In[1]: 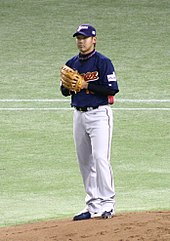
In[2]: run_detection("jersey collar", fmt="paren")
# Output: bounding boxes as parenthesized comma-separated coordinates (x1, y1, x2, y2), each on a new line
(78, 49, 96, 61)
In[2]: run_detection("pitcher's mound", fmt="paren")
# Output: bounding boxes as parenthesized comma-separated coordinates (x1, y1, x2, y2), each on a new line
(0, 211, 169, 241)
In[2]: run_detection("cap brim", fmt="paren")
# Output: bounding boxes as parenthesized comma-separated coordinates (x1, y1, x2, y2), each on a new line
(73, 31, 90, 37)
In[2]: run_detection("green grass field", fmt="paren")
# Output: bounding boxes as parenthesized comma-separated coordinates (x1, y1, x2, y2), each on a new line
(0, 0, 169, 227)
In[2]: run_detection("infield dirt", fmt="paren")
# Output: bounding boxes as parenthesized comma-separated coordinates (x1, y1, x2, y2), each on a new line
(0, 211, 169, 241)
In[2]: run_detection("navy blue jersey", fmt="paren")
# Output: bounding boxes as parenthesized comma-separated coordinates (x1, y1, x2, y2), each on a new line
(65, 50, 119, 108)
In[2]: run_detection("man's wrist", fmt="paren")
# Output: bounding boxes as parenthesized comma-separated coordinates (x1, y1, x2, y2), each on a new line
(82, 81, 89, 89)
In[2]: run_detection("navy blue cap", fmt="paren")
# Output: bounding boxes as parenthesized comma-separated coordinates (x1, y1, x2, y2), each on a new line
(73, 24, 96, 37)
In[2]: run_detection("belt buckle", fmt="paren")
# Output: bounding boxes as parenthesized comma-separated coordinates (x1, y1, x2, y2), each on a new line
(78, 107, 85, 112)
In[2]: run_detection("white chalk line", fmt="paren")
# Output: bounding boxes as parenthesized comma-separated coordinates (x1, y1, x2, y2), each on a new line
(0, 107, 169, 111)
(0, 99, 169, 111)
(0, 98, 170, 103)
(0, 99, 69, 102)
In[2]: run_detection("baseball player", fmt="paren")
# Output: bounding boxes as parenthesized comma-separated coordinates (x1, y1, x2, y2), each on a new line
(60, 24, 119, 221)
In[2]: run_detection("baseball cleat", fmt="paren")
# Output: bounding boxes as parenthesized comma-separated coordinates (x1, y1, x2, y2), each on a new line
(101, 210, 114, 219)
(73, 211, 91, 221)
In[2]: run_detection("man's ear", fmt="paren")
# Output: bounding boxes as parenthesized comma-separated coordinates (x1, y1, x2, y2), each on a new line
(93, 37, 97, 44)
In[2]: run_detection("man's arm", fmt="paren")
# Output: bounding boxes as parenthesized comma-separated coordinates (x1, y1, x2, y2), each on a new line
(87, 82, 119, 96)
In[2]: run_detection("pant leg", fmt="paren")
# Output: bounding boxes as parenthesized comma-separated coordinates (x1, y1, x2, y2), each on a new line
(85, 106, 115, 213)
(73, 110, 98, 200)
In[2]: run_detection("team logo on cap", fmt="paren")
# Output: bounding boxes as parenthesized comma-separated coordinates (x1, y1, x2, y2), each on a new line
(77, 25, 88, 31)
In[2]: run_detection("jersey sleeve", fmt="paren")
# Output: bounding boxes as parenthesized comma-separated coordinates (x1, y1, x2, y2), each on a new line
(98, 58, 119, 93)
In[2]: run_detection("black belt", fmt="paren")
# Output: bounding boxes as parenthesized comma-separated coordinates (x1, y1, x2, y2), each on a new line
(75, 106, 99, 112)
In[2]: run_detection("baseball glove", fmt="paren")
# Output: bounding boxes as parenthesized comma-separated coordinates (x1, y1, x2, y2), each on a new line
(60, 65, 84, 92)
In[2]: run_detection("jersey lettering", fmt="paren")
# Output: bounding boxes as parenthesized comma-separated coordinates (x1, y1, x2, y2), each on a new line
(81, 71, 99, 82)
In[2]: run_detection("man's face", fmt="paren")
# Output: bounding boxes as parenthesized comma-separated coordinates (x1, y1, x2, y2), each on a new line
(76, 35, 96, 54)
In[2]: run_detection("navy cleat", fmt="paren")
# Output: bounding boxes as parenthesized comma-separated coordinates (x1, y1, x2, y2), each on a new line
(101, 210, 114, 219)
(73, 211, 91, 221)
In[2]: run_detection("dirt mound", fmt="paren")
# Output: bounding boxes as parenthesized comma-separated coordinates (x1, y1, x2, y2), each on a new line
(0, 211, 169, 241)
